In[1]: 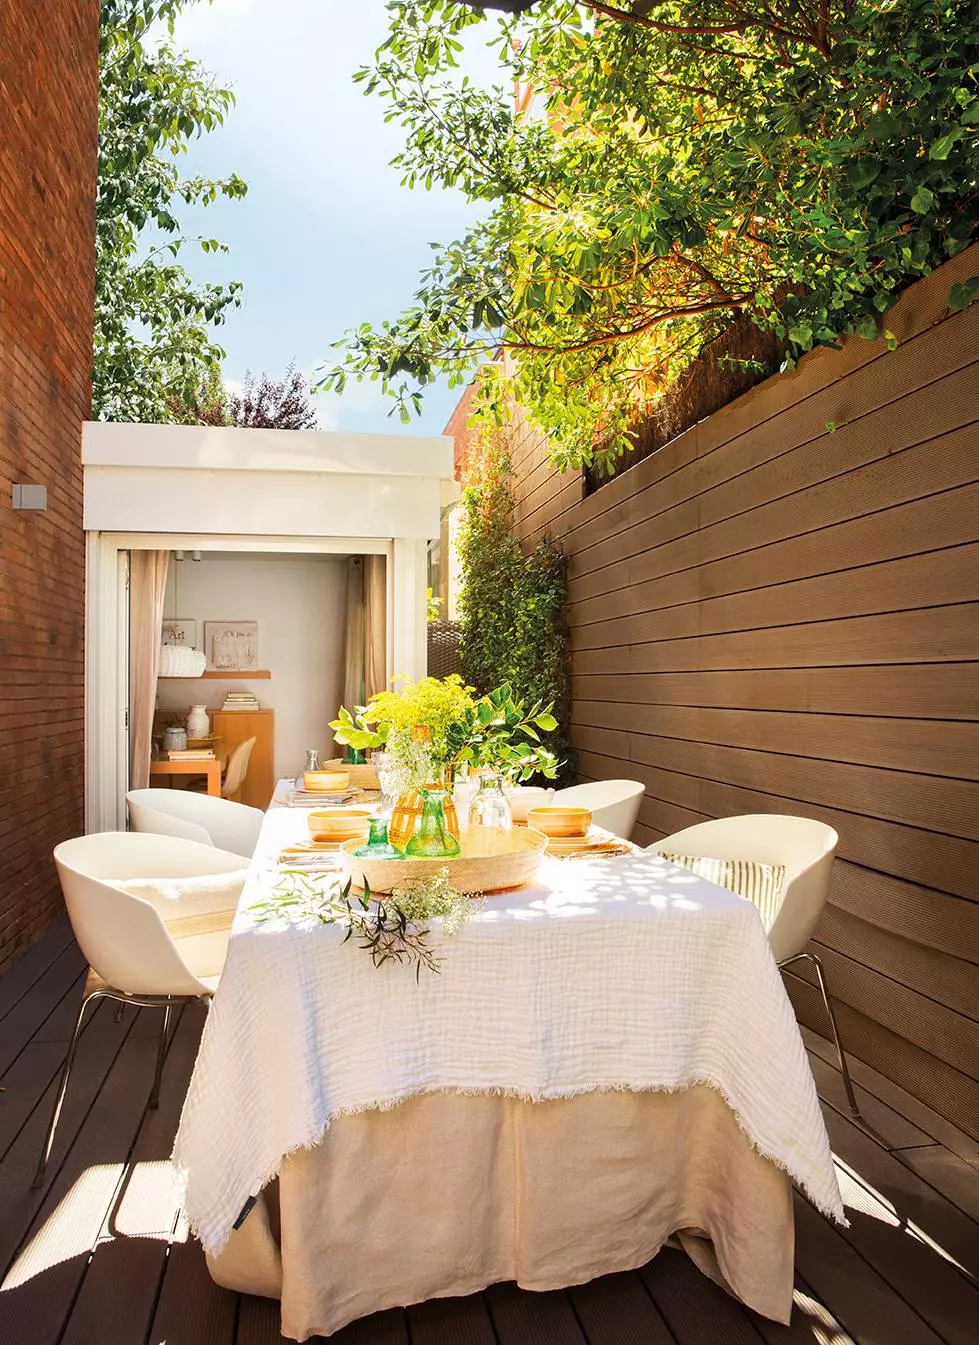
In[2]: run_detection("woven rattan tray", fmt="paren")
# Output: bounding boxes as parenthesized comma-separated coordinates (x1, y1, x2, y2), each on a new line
(338, 827, 547, 894)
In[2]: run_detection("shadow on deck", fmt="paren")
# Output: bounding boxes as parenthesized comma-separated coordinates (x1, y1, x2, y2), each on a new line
(0, 922, 976, 1344)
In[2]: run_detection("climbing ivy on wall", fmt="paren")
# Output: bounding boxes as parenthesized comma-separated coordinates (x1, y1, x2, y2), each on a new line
(457, 428, 575, 782)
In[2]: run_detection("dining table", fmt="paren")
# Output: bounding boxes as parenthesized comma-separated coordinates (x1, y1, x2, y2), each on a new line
(172, 784, 844, 1342)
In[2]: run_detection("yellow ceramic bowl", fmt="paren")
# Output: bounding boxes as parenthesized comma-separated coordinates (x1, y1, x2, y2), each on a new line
(307, 809, 372, 842)
(526, 805, 592, 839)
(304, 770, 350, 793)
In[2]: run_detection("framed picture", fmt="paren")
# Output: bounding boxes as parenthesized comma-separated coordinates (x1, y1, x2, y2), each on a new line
(205, 620, 259, 672)
(161, 617, 197, 648)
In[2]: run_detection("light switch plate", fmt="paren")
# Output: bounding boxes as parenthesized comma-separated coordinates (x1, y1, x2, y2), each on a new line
(12, 484, 47, 510)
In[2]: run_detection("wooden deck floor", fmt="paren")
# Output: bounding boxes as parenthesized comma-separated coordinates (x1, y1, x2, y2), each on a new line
(0, 923, 976, 1345)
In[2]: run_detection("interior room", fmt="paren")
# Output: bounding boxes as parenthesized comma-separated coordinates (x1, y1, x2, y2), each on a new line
(147, 549, 384, 809)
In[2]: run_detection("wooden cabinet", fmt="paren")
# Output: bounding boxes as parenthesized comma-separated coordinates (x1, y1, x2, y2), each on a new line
(212, 709, 274, 810)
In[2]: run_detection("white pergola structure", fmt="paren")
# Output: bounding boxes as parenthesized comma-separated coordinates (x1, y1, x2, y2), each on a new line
(83, 421, 455, 832)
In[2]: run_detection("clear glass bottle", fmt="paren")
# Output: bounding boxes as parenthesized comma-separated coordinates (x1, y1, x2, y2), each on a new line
(468, 774, 512, 854)
(304, 748, 321, 772)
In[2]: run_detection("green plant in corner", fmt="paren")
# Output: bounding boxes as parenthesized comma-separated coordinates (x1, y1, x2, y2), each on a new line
(456, 423, 573, 781)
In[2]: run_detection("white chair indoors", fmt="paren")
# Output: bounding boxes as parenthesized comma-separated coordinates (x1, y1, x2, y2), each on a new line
(33, 832, 248, 1188)
(127, 787, 263, 859)
(648, 814, 860, 1115)
(553, 779, 645, 840)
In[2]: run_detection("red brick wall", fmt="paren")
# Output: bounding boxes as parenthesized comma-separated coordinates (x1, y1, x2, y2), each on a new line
(0, 2, 99, 970)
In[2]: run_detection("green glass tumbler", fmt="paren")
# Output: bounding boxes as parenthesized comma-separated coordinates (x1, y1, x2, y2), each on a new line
(405, 788, 461, 858)
(353, 818, 403, 859)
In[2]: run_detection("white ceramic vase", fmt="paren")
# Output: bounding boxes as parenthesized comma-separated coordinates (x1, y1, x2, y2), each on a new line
(186, 705, 210, 740)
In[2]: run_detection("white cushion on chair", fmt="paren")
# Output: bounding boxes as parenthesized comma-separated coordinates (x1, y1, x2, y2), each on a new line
(113, 870, 248, 919)
(660, 854, 787, 929)
(112, 870, 248, 980)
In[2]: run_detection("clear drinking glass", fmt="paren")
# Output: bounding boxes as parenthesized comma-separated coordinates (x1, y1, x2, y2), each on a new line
(371, 750, 403, 817)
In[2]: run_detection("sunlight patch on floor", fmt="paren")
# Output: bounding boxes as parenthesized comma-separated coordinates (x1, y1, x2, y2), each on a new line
(791, 1284, 852, 1344)
(110, 1160, 183, 1239)
(2, 1161, 189, 1291)
(1, 1164, 125, 1291)
(833, 1155, 972, 1278)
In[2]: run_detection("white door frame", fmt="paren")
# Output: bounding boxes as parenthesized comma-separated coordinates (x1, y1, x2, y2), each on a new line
(86, 531, 427, 833)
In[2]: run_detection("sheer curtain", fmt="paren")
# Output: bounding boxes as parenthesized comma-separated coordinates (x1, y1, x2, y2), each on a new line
(342, 555, 387, 712)
(342, 558, 366, 710)
(129, 550, 170, 790)
(364, 555, 387, 701)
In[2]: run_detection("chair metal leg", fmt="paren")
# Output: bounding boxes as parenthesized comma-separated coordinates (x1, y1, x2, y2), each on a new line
(149, 1002, 173, 1110)
(781, 950, 861, 1117)
(32, 991, 102, 1189)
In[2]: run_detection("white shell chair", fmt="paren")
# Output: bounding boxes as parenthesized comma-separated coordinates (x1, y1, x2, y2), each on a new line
(648, 814, 859, 1114)
(127, 788, 263, 859)
(33, 832, 247, 1187)
(553, 779, 645, 840)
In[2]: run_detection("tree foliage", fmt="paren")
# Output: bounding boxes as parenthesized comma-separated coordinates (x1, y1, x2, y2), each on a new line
(95, 0, 246, 421)
(167, 363, 320, 428)
(227, 364, 320, 429)
(322, 0, 979, 471)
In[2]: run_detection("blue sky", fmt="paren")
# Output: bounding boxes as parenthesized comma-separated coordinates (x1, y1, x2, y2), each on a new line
(169, 0, 499, 435)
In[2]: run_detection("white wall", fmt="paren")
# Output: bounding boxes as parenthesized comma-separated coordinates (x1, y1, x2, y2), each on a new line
(157, 553, 348, 779)
(83, 421, 453, 540)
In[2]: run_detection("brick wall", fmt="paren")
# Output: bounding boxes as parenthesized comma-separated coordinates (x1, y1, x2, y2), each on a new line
(0, 2, 99, 970)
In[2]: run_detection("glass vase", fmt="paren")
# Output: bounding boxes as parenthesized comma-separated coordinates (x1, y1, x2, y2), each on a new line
(342, 746, 366, 765)
(353, 818, 403, 859)
(405, 788, 461, 858)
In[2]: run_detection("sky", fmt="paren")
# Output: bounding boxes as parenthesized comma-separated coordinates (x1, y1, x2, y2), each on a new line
(167, 0, 500, 436)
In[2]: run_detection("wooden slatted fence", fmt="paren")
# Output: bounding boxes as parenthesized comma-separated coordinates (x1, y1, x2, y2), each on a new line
(482, 245, 979, 1139)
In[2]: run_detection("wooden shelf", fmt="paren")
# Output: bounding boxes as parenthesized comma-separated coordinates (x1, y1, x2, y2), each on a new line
(159, 670, 272, 680)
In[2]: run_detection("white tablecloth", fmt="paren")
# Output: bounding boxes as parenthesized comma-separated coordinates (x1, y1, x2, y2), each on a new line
(173, 803, 844, 1258)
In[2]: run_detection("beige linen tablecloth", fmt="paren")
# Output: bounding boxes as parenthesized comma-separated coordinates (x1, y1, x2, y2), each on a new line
(208, 1086, 793, 1341)
(174, 801, 841, 1339)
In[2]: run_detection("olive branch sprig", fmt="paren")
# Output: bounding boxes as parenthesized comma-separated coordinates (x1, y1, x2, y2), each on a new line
(251, 867, 477, 980)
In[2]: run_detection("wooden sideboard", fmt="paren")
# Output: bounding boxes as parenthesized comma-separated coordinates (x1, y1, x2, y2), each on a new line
(211, 709, 275, 810)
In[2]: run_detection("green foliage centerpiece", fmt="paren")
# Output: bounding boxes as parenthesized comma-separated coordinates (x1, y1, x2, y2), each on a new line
(331, 674, 560, 852)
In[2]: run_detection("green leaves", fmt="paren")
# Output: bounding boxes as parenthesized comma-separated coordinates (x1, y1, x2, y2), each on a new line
(457, 424, 572, 781)
(910, 185, 936, 214)
(947, 276, 979, 311)
(94, 1, 246, 422)
(319, 0, 979, 470)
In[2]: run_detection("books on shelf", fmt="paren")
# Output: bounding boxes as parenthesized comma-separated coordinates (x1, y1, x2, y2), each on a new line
(221, 691, 261, 710)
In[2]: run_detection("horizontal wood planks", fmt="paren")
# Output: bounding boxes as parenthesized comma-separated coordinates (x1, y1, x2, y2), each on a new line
(502, 246, 979, 1140)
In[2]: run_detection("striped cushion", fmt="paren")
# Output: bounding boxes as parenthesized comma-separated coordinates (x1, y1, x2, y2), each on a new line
(660, 854, 787, 929)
